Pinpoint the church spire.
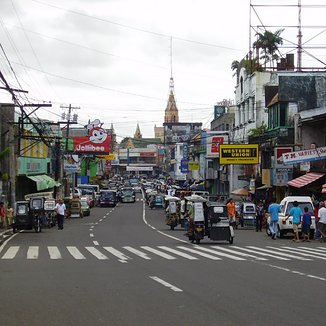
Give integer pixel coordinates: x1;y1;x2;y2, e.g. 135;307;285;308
134;123;142;139
164;37;179;123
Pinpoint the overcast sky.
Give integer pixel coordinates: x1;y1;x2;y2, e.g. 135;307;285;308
1;0;326;141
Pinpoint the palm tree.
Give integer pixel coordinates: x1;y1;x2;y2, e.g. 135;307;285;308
254;29;284;67
231;60;241;83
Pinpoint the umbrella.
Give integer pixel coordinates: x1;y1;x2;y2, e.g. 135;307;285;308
231;188;249;196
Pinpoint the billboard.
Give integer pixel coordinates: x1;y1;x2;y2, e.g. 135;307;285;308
219;144;259;164
206;132;228;158
73;120;111;153
164;123;202;144
282;146;326;165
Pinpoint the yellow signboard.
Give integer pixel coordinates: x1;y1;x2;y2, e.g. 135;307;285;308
188;161;200;170
97;154;115;160
219;144;259;164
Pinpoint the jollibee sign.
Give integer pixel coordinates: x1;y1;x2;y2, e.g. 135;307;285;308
73;119;111;153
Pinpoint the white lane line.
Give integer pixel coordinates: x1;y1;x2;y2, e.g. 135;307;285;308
1;246;19;259
99;219;103;222
176;246;221;260
103;247;130;263
211;246;268;260
158;246;199;260
0;233;19;254
149;276;183;292
90;234;94;238
232;246;289;260
93;241;99;246
85;247;108;260
195;246;246;261
67;246;86;260
281;246;326;260
247;246;311;261
141;246;176;260
123;246;151;260
27;246;39;259
317;247;326;251
48;246;62;259
210;246;267;261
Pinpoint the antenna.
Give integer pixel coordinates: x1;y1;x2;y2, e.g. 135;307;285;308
170;36;173;79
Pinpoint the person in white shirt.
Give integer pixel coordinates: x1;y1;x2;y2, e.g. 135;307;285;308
317;201;326;242
55;198;66;230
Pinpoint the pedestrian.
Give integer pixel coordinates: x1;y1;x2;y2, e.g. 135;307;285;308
268;197;281;240
55;198;66;230
301;207;312;242
0;202;6;228
317;201;326;242
314;202;320;240
6;205;14;227
226;198;237;229
256;201;264;232
285;201;303;242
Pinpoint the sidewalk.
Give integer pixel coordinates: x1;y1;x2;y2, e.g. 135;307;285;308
0;228;13;246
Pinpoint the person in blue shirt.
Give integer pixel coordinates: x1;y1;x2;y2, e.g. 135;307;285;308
286;201;303;242
268;198;281;240
301;206;312;242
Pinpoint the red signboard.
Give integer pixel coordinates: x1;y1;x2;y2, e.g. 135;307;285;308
140;152;156;157
73;126;111;153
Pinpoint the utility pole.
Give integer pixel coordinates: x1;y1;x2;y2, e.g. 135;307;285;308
60;104;80;197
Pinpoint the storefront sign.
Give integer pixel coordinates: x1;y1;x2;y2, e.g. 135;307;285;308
282;146;326;165
188;161;200;170
219;144;259;164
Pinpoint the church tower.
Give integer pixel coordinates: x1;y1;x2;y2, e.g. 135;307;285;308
134;123;142;139
164;77;179;123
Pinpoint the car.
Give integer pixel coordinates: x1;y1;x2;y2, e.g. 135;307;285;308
120;187;136;203
99;190;117;207
266;196;315;238
80;199;90;216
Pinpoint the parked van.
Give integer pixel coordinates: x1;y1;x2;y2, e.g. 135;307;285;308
267;196;315;238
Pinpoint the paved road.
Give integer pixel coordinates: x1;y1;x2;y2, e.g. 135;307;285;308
0;194;325;326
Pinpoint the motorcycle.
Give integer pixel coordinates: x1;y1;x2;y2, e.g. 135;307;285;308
164;195;181;230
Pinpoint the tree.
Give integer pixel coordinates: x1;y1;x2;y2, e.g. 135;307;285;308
254;29;284;67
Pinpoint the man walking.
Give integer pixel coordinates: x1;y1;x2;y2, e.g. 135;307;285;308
268;198;281;240
55;198;66;230
318;201;326;242
286;200;303;242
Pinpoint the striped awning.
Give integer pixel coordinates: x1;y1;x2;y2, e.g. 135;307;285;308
288;172;325;188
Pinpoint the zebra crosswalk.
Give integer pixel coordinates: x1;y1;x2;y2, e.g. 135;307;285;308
1;244;326;263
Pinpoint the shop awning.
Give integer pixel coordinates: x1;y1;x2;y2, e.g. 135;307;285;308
27;175;60;191
287;172;325;188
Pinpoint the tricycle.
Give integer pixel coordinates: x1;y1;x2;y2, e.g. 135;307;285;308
164;195;181;230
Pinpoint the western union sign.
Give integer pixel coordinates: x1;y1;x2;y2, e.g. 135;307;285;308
219;144;259;164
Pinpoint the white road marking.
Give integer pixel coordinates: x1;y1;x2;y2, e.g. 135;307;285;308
195;246;246;261
280;246;326;260
93;241;99;246
103;247;130;263
149;276;183;292
1;246;19;259
296;246;326;256
123;246;151;260
48;246;62;259
0;233;19;254
67;246;86;260
266;246;326;260
90;234;94;238
247;246;311;261
141;246;176;260
27;246;39;259
99;219;103;222
176;246;221;260
157;246;199;260
232;246;290;260
85;247;108;260
210;246;267;261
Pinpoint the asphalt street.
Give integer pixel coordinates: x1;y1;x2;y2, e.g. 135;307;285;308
0;193;325;326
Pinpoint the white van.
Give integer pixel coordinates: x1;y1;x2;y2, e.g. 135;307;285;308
267;196;315;238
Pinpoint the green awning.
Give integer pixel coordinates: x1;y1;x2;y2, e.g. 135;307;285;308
27;175;59;191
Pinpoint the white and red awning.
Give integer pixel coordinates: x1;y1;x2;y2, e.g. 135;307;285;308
288;172;325;188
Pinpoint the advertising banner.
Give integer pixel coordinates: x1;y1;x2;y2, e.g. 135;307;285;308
73;120;111;153
206;133;228;158
189;161;200;170
219;144;259;164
